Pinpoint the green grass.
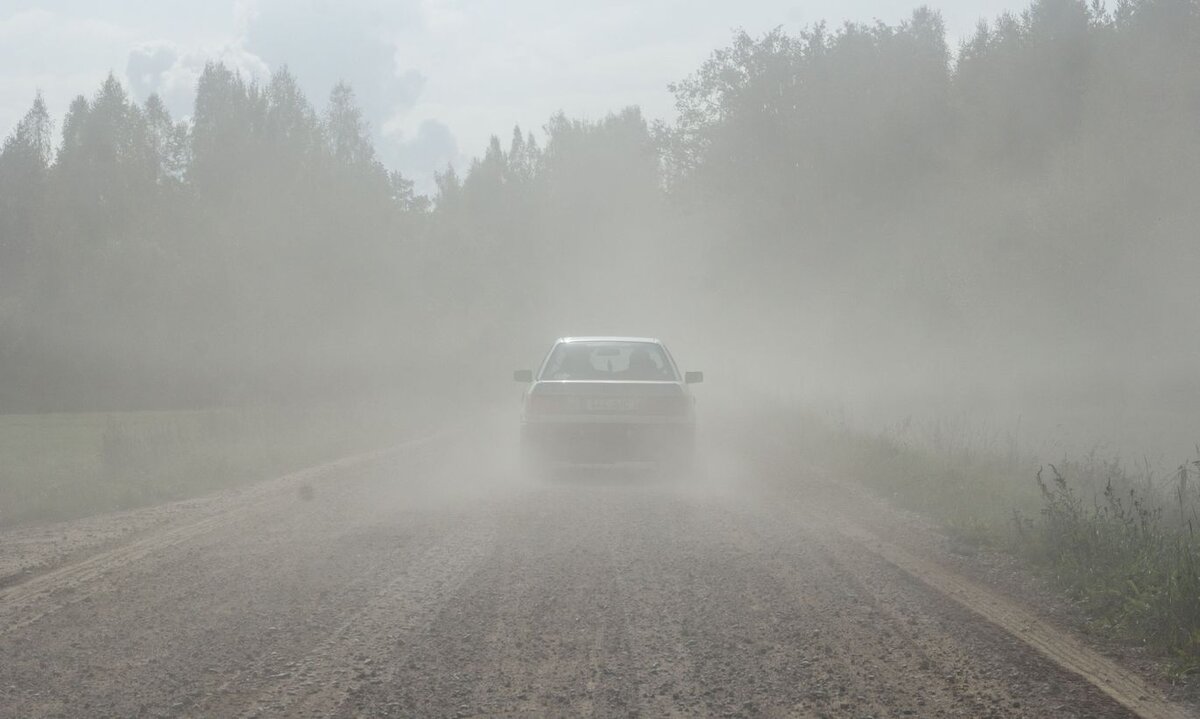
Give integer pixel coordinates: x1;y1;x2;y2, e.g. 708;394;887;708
732;404;1042;545
736;402;1200;670
822;425;1041;546
0;401;431;527
1017;459;1200;672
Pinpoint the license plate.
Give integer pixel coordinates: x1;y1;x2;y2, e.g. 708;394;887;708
585;397;639;412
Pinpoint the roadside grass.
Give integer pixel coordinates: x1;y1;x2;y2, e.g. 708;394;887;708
734;404;1042;544
820;419;1043;547
738;401;1200;671
0;401;430;527
1018;458;1200;673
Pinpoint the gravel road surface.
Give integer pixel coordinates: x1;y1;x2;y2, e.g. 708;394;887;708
0;420;1193;718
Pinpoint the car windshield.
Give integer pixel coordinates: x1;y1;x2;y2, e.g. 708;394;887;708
540;342;678;381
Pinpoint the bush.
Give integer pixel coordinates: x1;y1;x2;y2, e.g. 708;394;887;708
1021;459;1200;670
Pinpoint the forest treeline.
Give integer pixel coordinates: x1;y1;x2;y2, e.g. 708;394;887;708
1;0;1198;411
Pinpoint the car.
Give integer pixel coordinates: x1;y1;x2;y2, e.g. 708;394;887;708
513;337;703;473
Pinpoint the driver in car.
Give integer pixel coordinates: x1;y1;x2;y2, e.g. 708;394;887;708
624;347;659;381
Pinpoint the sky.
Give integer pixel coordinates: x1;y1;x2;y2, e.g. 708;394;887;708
0;0;1024;191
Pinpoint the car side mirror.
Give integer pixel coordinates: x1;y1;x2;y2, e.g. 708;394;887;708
685;371;704;384
513;369;533;383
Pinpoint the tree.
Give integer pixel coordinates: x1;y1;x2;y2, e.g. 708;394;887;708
0;94;53;297
189;62;266;202
325;81;375;169
142;94;189;184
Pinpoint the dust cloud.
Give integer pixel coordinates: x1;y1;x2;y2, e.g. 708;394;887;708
7;8;1200;718
1;0;1197;487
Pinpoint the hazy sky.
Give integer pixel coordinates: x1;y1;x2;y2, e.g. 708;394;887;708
0;0;1024;190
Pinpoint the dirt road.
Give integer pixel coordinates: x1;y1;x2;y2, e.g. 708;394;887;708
0;421;1194;718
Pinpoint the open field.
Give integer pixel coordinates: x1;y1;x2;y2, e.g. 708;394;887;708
0;402;432;527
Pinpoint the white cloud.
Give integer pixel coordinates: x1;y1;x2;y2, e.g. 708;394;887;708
384;118;461;189
243;0;423;112
0;8;132;45
2;0;1032;187
124;39;269;118
232;0;259;36
0;8;137;137
419;0;466;31
236;0;433;178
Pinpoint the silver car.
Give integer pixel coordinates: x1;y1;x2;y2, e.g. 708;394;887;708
514;337;703;471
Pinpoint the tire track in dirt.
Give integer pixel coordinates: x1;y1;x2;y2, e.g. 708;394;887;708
344;483;644;718
713;502;1083;717
229;517;499;718
0;431;455;638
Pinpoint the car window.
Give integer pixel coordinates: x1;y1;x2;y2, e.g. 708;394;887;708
540;342;677;381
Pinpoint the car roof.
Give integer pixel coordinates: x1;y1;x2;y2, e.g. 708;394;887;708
557;336;662;345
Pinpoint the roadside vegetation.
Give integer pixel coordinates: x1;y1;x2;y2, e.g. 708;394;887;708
1022;458;1200;672
0;402;426;527
767;408;1200;673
